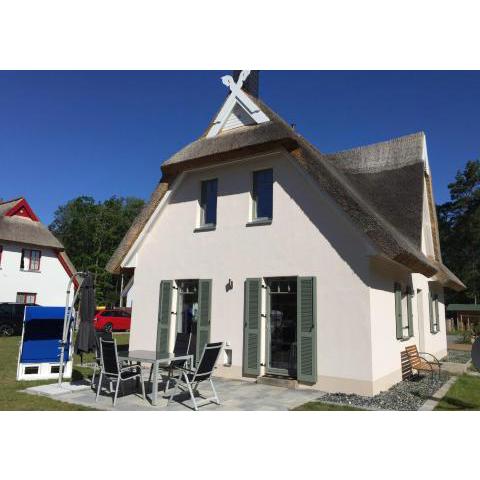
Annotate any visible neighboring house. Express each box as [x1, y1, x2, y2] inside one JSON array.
[[106, 71, 465, 396], [0, 197, 76, 305], [446, 304, 480, 332]]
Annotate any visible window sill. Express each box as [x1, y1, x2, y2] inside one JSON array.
[[399, 336, 413, 342], [246, 218, 272, 227], [194, 225, 216, 233], [20, 269, 41, 273]]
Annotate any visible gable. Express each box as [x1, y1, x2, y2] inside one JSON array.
[[206, 71, 270, 138], [4, 198, 39, 221], [221, 103, 256, 133]]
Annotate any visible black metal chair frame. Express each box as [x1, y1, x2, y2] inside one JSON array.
[[167, 342, 223, 411], [91, 331, 113, 389], [96, 338, 146, 407], [148, 332, 192, 391]]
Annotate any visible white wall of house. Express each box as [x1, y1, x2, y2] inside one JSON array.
[[127, 150, 383, 393], [0, 242, 70, 306], [368, 258, 447, 394], [122, 149, 449, 396]]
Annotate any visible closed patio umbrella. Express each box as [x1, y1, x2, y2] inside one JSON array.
[[75, 272, 97, 355]]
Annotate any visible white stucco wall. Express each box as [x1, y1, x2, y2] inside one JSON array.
[[0, 242, 70, 305], [368, 258, 447, 394], [128, 150, 380, 393]]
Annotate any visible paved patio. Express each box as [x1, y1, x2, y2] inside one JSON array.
[[25, 376, 324, 411]]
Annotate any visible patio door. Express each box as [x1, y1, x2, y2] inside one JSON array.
[[176, 279, 199, 359], [266, 277, 298, 378], [176, 279, 211, 364], [243, 276, 317, 383]]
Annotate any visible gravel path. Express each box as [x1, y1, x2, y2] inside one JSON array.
[[443, 350, 472, 364], [320, 373, 449, 411]]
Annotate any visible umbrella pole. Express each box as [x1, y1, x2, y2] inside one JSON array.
[[58, 273, 86, 386]]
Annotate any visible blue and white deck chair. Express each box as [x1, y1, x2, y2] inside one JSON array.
[[16, 306, 74, 381]]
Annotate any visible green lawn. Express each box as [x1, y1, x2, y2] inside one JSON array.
[[0, 334, 129, 411], [435, 374, 480, 411], [293, 401, 364, 411]]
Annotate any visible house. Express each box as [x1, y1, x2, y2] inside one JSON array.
[[106, 71, 465, 396], [0, 197, 76, 305], [446, 304, 480, 332]]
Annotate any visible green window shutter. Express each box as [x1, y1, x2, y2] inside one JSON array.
[[243, 278, 261, 376], [407, 286, 414, 338], [157, 280, 173, 354], [297, 277, 317, 384], [394, 283, 403, 340], [196, 279, 212, 363], [434, 294, 440, 332], [429, 290, 435, 333]]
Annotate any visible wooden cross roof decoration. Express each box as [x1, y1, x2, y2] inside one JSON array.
[[206, 70, 270, 138]]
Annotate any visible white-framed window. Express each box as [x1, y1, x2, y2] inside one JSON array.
[[199, 178, 218, 227], [20, 249, 41, 271], [394, 283, 414, 340], [252, 168, 273, 221], [429, 290, 441, 333]]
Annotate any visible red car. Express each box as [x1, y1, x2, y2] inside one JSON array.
[[94, 308, 131, 333]]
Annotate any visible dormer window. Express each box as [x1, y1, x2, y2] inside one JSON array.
[[20, 249, 41, 271], [252, 169, 273, 221], [200, 179, 218, 227]]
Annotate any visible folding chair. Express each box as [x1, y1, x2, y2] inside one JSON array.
[[148, 332, 192, 391], [167, 342, 223, 411], [91, 331, 113, 389], [96, 338, 146, 407]]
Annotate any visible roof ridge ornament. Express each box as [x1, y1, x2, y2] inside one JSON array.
[[207, 70, 269, 138]]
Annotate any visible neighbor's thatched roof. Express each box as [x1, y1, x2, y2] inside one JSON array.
[[0, 198, 59, 248], [0, 198, 22, 216], [0, 211, 63, 249], [106, 92, 465, 291]]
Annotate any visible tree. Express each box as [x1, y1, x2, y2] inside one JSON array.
[[437, 160, 480, 304], [50, 196, 145, 306]]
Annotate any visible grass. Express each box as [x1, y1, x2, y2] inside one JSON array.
[[293, 401, 364, 411], [435, 374, 480, 410], [0, 333, 129, 411]]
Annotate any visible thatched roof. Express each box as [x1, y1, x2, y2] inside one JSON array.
[[0, 198, 63, 250], [0, 198, 22, 216], [106, 91, 465, 291]]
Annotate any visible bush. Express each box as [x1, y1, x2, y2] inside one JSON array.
[[458, 330, 474, 344]]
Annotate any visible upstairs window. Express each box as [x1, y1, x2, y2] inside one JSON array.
[[252, 169, 273, 220], [20, 249, 41, 271], [200, 179, 218, 227]]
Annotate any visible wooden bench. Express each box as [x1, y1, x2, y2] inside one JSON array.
[[405, 345, 441, 379], [400, 351, 414, 380]]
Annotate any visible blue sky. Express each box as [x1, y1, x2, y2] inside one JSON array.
[[0, 71, 479, 224]]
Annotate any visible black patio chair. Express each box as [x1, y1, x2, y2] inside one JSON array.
[[167, 342, 223, 411], [148, 332, 192, 391], [91, 331, 113, 389], [95, 338, 146, 407]]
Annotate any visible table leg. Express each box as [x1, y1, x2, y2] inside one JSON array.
[[152, 361, 158, 406]]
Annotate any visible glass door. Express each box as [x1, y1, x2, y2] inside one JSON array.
[[266, 277, 297, 377], [176, 280, 199, 360]]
